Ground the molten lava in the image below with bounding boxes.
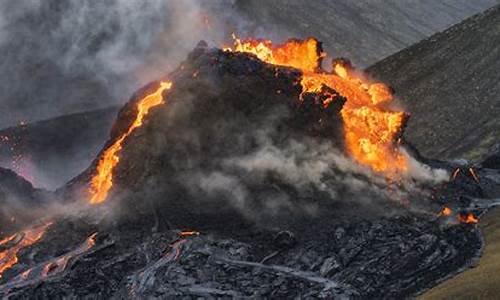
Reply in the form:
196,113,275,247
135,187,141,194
227,36,408,175
89,81,172,204
438,207,479,225
179,231,200,237
229,34,323,73
0,223,51,278
458,213,479,224
440,207,452,217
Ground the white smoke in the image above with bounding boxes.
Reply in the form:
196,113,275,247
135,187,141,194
404,149,449,182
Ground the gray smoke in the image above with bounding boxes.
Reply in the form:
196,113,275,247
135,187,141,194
0,0,253,128
0,0,260,189
182,110,448,220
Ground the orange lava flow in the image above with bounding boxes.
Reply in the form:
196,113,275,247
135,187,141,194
227,36,408,175
437,207,479,225
89,81,172,204
458,213,479,224
179,231,200,237
228,34,323,73
0,223,51,278
440,207,452,217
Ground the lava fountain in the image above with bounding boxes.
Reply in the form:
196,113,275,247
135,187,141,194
226,35,408,175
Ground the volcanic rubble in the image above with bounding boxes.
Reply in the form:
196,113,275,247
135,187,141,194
1,42,500,299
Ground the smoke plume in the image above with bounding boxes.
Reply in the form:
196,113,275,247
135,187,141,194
0,0,252,128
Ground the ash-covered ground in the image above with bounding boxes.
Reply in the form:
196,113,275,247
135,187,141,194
0,44,499,299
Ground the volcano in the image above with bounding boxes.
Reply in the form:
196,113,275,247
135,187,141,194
0,40,499,299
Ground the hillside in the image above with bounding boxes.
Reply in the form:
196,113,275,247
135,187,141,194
0,167,49,235
367,5,500,162
0,106,119,189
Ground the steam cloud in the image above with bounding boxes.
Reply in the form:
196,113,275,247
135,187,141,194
0,0,254,128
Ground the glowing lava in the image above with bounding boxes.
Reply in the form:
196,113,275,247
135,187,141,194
89,81,172,204
229,34,323,73
178,231,200,237
438,207,479,225
0,223,51,278
440,207,452,217
458,213,479,224
227,35,408,175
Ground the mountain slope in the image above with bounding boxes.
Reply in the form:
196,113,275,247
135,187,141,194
367,5,500,162
0,106,120,189
0,167,49,235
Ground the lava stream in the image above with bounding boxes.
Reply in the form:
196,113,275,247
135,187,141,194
226,35,408,175
89,81,172,204
178,231,200,237
0,233,97,293
0,223,52,278
439,207,452,217
439,207,479,224
458,213,479,224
